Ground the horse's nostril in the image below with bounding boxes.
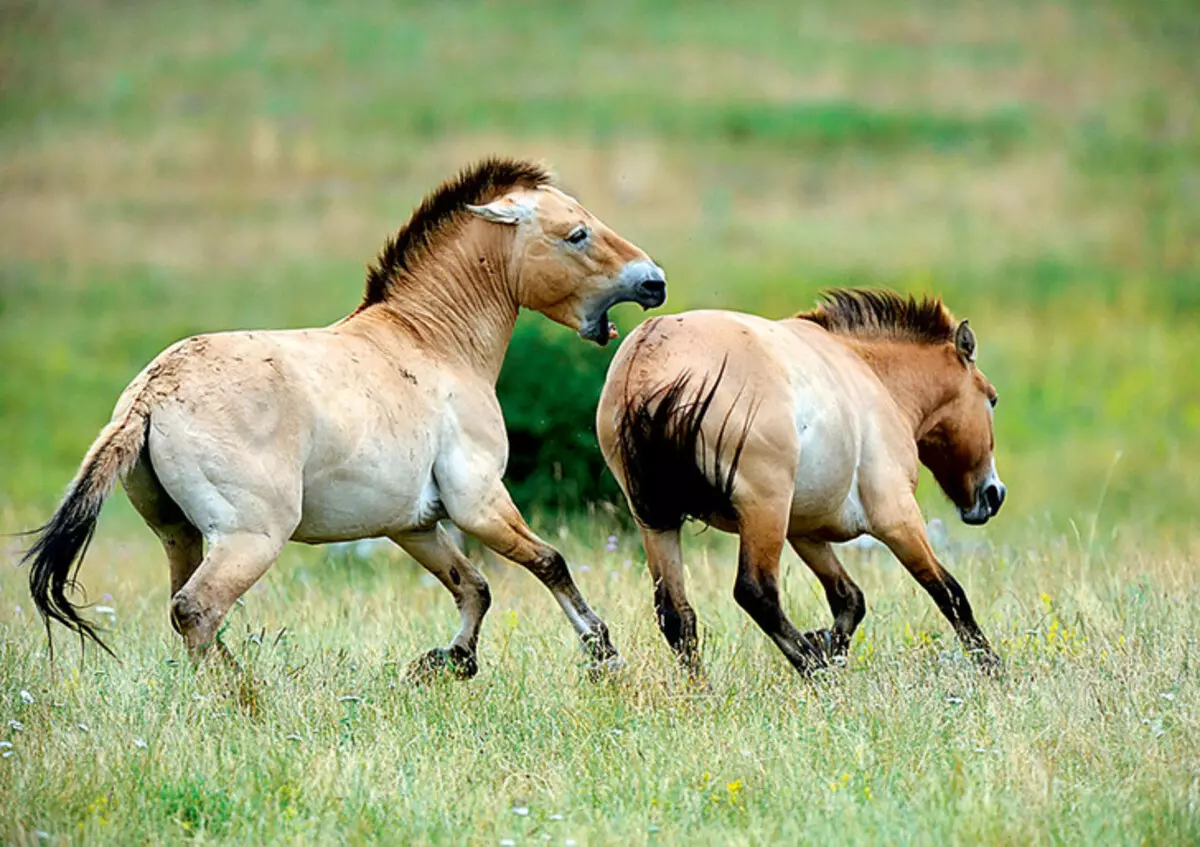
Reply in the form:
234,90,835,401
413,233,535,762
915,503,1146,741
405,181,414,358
984,483,1005,513
640,278,666,298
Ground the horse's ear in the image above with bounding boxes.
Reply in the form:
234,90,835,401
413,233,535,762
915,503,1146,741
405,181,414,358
466,195,536,225
955,319,977,363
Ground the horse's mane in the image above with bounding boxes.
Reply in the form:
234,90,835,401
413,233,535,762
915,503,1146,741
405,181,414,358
796,288,956,345
363,157,553,306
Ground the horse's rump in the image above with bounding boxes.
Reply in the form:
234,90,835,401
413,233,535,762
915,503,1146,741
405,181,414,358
614,360,754,531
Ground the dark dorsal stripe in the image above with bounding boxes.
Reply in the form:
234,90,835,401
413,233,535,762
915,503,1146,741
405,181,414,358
796,288,956,345
363,157,553,306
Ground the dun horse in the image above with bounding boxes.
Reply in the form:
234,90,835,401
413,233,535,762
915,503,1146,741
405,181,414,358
598,289,1005,677
26,157,666,677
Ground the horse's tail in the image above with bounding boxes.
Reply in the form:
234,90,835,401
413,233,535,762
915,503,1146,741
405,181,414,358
614,359,755,532
22,396,151,657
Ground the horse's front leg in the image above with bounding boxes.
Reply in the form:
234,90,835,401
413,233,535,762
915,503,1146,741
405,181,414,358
452,485,621,672
393,524,492,681
875,509,1001,674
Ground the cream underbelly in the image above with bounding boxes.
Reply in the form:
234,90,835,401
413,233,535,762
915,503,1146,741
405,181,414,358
292,467,443,543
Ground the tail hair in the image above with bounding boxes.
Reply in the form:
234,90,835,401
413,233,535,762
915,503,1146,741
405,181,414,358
615,359,755,531
22,411,149,657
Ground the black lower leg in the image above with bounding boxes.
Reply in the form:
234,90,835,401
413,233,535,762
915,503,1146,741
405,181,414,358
822,577,866,655
733,569,824,673
922,573,997,664
533,548,619,663
654,580,698,665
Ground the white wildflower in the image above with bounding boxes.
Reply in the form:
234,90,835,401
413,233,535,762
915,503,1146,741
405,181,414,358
133,737,147,749
513,805,529,816
8,720,24,732
19,690,34,705
77,722,89,733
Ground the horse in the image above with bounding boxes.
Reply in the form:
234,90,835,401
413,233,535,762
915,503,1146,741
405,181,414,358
25,157,667,679
596,289,1005,679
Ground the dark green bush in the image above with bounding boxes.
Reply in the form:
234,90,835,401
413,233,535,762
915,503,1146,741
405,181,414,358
497,314,627,516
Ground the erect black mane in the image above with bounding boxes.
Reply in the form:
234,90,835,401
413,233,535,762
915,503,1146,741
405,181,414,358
362,157,553,305
796,288,957,345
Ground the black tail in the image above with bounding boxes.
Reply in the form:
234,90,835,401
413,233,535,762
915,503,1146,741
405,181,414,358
22,461,113,657
22,405,149,658
615,360,755,531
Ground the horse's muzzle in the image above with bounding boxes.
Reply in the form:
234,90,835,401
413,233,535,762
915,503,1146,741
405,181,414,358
960,477,1006,526
623,259,667,309
580,260,667,345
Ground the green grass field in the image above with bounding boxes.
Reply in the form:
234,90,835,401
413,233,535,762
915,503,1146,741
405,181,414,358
2,0,1198,843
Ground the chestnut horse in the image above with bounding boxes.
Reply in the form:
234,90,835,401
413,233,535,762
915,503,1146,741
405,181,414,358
597,290,1005,678
26,158,666,677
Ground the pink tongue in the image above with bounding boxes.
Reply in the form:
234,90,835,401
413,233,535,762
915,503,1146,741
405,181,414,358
608,322,619,340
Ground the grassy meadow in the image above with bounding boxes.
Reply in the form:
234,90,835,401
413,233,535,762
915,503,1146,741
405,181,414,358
1,0,1198,843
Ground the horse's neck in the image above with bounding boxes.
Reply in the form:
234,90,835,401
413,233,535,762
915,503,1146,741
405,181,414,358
351,251,520,383
849,340,954,438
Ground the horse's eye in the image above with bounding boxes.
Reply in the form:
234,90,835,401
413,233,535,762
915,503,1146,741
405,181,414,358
989,395,998,409
565,225,589,246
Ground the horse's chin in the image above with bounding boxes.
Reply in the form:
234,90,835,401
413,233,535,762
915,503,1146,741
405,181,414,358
958,504,991,526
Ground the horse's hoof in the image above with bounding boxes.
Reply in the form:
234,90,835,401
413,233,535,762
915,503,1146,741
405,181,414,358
405,646,478,683
801,628,848,666
974,649,1005,678
585,653,627,683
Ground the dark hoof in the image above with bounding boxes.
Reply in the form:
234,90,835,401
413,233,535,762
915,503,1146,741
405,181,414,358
801,628,849,667
585,653,627,683
581,626,621,664
405,646,478,683
973,648,1004,678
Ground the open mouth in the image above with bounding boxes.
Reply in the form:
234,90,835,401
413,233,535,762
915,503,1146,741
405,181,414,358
578,267,667,346
579,309,618,346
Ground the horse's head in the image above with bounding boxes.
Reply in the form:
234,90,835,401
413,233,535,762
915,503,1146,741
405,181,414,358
917,320,1006,526
467,184,666,345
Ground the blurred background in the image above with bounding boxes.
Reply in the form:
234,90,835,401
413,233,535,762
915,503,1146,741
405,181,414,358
1,0,1197,542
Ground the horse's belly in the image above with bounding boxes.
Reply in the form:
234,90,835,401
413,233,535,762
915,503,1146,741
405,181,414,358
788,419,863,538
293,464,441,543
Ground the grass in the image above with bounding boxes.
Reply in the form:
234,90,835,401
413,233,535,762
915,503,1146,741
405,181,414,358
1,523,1198,844
2,0,1199,842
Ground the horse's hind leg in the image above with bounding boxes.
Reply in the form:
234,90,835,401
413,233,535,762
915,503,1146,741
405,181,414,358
789,538,866,663
394,525,492,681
733,505,827,675
170,531,286,658
641,527,703,681
122,454,204,613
